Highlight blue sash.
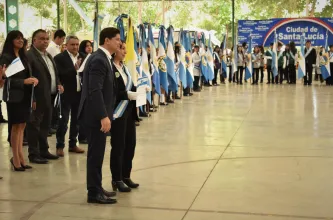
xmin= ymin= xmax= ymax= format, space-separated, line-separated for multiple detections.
xmin=113 ymin=65 xmax=133 ymax=120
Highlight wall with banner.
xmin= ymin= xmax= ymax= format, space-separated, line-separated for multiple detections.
xmin=238 ymin=18 xmax=333 ymax=47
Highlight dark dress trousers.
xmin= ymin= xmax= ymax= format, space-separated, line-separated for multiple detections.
xmin=77 ymin=49 xmax=117 ymax=196
xmin=54 ymin=51 xmax=85 ymax=149
xmin=110 ymin=63 xmax=138 ymax=181
xmin=304 ymin=47 xmax=317 ymax=85
xmin=26 ymin=46 xmax=61 ymax=159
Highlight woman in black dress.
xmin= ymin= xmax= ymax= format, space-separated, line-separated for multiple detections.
xmin=0 ymin=31 xmax=38 ymax=171
xmin=111 ymin=42 xmax=142 ymax=192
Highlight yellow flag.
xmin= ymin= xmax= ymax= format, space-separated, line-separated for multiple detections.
xmin=124 ymin=17 xmax=138 ymax=85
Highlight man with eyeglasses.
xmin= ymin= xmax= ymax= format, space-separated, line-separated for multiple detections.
xmin=26 ymin=29 xmax=64 ymax=164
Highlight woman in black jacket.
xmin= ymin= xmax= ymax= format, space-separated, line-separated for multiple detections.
xmin=111 ymin=41 xmax=143 ymax=192
xmin=0 ymin=31 xmax=38 ymax=171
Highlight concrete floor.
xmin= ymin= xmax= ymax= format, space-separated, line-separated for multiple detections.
xmin=1 ymin=82 xmax=333 ymax=220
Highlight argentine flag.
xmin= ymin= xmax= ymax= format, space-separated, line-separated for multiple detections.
xmin=185 ymin=31 xmax=194 ymax=88
xmin=245 ymin=34 xmax=253 ymax=80
xmin=158 ymin=26 xmax=169 ymax=94
xmin=206 ymin=34 xmax=215 ymax=81
xmin=178 ymin=31 xmax=187 ymax=88
xmin=321 ymin=30 xmax=331 ymax=80
xmin=200 ymin=33 xmax=208 ymax=81
xmin=148 ymin=24 xmax=161 ymax=95
xmin=297 ymin=33 xmax=306 ymax=79
xmin=272 ymin=30 xmax=278 ymax=77
xmin=221 ymin=34 xmax=228 ymax=78
xmin=231 ymin=37 xmax=238 ymax=78
xmin=166 ymin=26 xmax=178 ymax=92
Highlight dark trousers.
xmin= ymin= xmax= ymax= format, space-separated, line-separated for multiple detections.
xmin=56 ymin=93 xmax=80 ymax=149
xmin=194 ymin=76 xmax=200 ymax=90
xmin=27 ymin=103 xmax=52 ymax=158
xmin=259 ymin=67 xmax=264 ymax=83
xmin=304 ymin=64 xmax=313 ymax=85
xmin=212 ymin=68 xmax=219 ymax=84
xmin=111 ymin=108 xmax=136 ymax=181
xmin=86 ymin=126 xmax=107 ymax=196
xmin=289 ymin=64 xmax=296 ymax=84
xmin=278 ymin=67 xmax=284 ymax=84
xmin=252 ymin=68 xmax=260 ymax=84
xmin=237 ymin=66 xmax=244 ymax=83
xmin=267 ymin=66 xmax=278 ymax=83
xmin=220 ymin=70 xmax=226 ymax=83
xmin=50 ymin=94 xmax=58 ymax=130
xmin=228 ymin=66 xmax=235 ymax=82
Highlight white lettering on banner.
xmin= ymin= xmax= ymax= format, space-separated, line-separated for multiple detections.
xmin=286 ymin=26 xmax=309 ymax=33
xmin=278 ymin=33 xmax=324 ymax=41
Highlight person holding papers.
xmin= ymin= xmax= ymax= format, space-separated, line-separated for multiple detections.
xmin=252 ymin=46 xmax=261 ymax=85
xmin=54 ymin=36 xmax=85 ymax=157
xmin=0 ymin=30 xmax=38 ymax=171
xmin=304 ymin=40 xmax=317 ymax=86
xmin=111 ymin=42 xmax=144 ymax=193
xmin=26 ymin=29 xmax=64 ymax=164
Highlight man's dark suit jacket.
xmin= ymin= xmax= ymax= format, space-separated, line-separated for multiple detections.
xmin=78 ymin=48 xmax=117 ymax=128
xmin=112 ymin=63 xmax=138 ymax=120
xmin=26 ymin=46 xmax=61 ymax=107
xmin=304 ymin=47 xmax=317 ymax=66
xmin=54 ymin=51 xmax=85 ymax=101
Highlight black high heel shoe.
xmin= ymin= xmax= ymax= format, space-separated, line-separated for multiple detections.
xmin=123 ymin=178 xmax=139 ymax=189
xmin=10 ymin=158 xmax=25 ymax=172
xmin=21 ymin=164 xmax=33 ymax=169
xmin=112 ymin=181 xmax=131 ymax=192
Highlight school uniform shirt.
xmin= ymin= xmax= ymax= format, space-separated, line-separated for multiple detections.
xmin=237 ymin=53 xmax=244 ymax=67
xmin=264 ymin=49 xmax=273 ymax=66
xmin=192 ymin=52 xmax=201 ymax=77
xmin=286 ymin=50 xmax=297 ymax=66
xmin=252 ymin=53 xmax=261 ymax=69
xmin=46 ymin=41 xmax=61 ymax=58
xmin=259 ymin=52 xmax=265 ymax=67
xmin=329 ymin=51 xmax=333 ymax=63
xmin=277 ymin=50 xmax=286 ymax=69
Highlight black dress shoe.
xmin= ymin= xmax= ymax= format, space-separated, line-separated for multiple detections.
xmin=175 ymin=96 xmax=181 ymax=99
xmin=10 ymin=158 xmax=25 ymax=172
xmin=79 ymin=139 xmax=88 ymax=144
xmin=40 ymin=152 xmax=59 ymax=160
xmin=21 ymin=164 xmax=33 ymax=169
xmin=167 ymin=100 xmax=174 ymax=104
xmin=87 ymin=194 xmax=117 ymax=204
xmin=112 ymin=181 xmax=131 ymax=192
xmin=102 ymin=188 xmax=116 ymax=197
xmin=49 ymin=128 xmax=57 ymax=134
xmin=29 ymin=156 xmax=48 ymax=164
xmin=123 ymin=178 xmax=139 ymax=189
xmin=23 ymin=141 xmax=28 ymax=146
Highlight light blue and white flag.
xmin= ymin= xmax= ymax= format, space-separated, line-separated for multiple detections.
xmin=321 ymin=30 xmax=331 ymax=80
xmin=185 ymin=31 xmax=194 ymax=88
xmin=178 ymin=30 xmax=187 ymax=88
xmin=220 ymin=34 xmax=228 ymax=78
xmin=200 ymin=32 xmax=208 ymax=81
xmin=148 ymin=24 xmax=161 ymax=95
xmin=158 ymin=25 xmax=169 ymax=94
xmin=231 ymin=37 xmax=238 ymax=78
xmin=245 ymin=34 xmax=253 ymax=80
xmin=272 ymin=30 xmax=278 ymax=77
xmin=166 ymin=26 xmax=178 ymax=92
xmin=297 ymin=32 xmax=306 ymax=79
xmin=206 ymin=34 xmax=214 ymax=81
xmin=114 ymin=14 xmax=128 ymax=41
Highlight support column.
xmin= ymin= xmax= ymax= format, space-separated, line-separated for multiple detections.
xmin=63 ymin=0 xmax=68 ymax=32
xmin=5 ymin=0 xmax=19 ymax=35
xmin=232 ymin=0 xmax=235 ymax=46
xmin=57 ymin=0 xmax=60 ymax=29
xmin=162 ymin=0 xmax=165 ymax=26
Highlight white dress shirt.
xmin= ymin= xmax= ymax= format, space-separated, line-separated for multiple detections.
xmin=46 ymin=41 xmax=61 ymax=58
xmin=35 ymin=46 xmax=57 ymax=94
xmin=114 ymin=63 xmax=128 ymax=86
xmin=67 ymin=51 xmax=81 ymax=92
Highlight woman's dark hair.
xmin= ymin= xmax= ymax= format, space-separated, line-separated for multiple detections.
xmin=214 ymin=45 xmax=220 ymax=52
xmin=237 ymin=45 xmax=243 ymax=54
xmin=79 ymin=40 xmax=93 ymax=55
xmin=259 ymin=45 xmax=264 ymax=53
xmin=290 ymin=41 xmax=296 ymax=54
xmin=2 ymin=30 xmax=27 ymax=61
xmin=99 ymin=27 xmax=120 ymax=45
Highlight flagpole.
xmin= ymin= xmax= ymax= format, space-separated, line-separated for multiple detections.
xmin=232 ymin=0 xmax=235 ymax=48
xmin=30 ymin=86 xmax=34 ymax=114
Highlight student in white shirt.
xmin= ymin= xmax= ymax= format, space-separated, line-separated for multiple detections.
xmin=47 ymin=29 xmax=66 ymax=58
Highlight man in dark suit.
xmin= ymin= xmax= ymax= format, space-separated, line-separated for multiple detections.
xmin=304 ymin=40 xmax=317 ymax=86
xmin=78 ymin=27 xmax=121 ymax=204
xmin=26 ymin=29 xmax=64 ymax=164
xmin=54 ymin=35 xmax=85 ymax=157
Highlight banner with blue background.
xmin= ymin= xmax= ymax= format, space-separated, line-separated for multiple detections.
xmin=238 ymin=18 xmax=333 ymax=47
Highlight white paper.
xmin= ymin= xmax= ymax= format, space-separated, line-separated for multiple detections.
xmin=136 ymin=86 xmax=146 ymax=107
xmin=5 ymin=57 xmax=25 ymax=77
xmin=78 ymin=54 xmax=91 ymax=73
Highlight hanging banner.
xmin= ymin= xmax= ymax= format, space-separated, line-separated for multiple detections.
xmin=5 ymin=0 xmax=19 ymax=34
xmin=238 ymin=18 xmax=333 ymax=47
